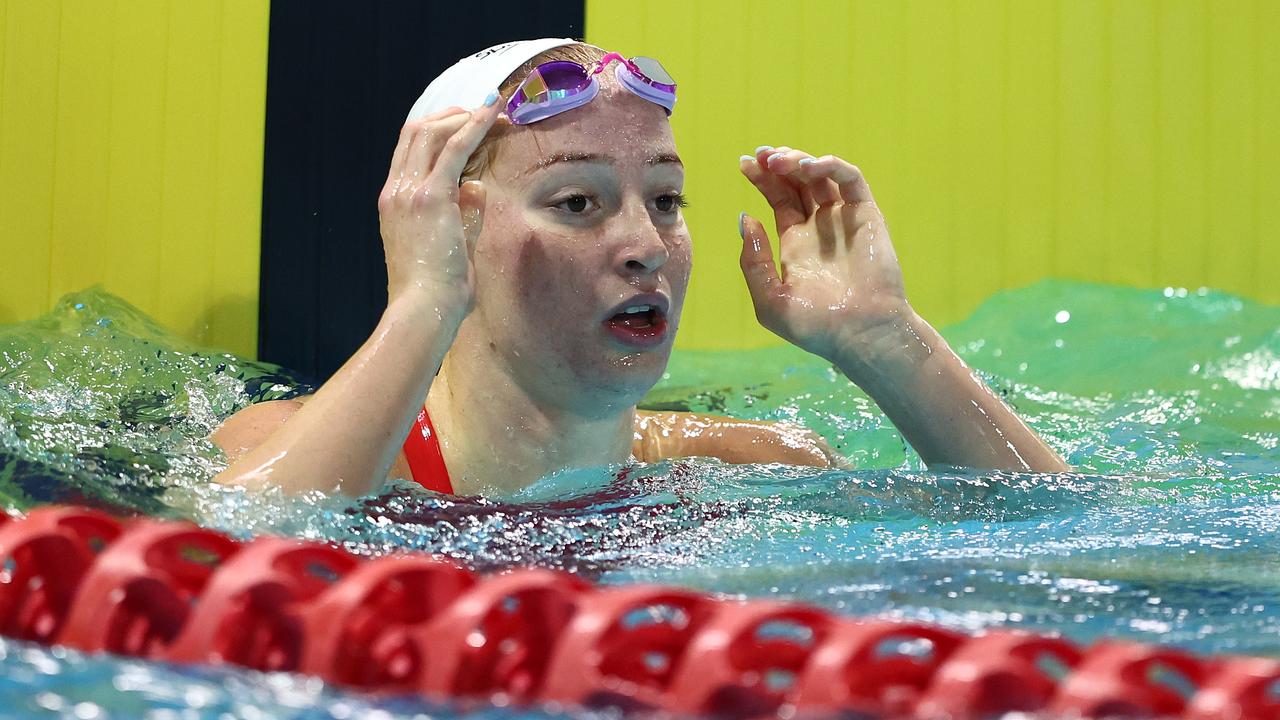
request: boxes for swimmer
[212,39,1068,496]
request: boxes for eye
[654,192,689,213]
[553,194,596,214]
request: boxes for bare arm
[831,311,1065,471]
[211,294,456,494]
[211,398,304,467]
[632,411,839,468]
[211,98,502,494]
[737,147,1067,473]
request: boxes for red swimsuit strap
[402,408,454,494]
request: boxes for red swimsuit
[401,408,455,494]
[404,409,638,495]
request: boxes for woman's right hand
[377,94,502,321]
[211,93,504,496]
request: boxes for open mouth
[603,300,669,348]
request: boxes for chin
[574,345,673,411]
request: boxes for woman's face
[463,79,691,413]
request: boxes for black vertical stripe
[259,0,585,381]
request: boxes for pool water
[0,280,1277,718]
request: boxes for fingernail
[738,211,747,239]
[767,152,786,164]
[483,89,500,107]
[739,154,755,163]
[755,145,774,154]
[799,157,817,166]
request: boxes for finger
[762,146,806,169]
[405,112,471,186]
[759,145,812,194]
[739,154,807,235]
[820,155,875,205]
[430,90,505,189]
[795,158,843,207]
[767,149,842,207]
[753,144,790,164]
[386,107,468,187]
[738,212,785,319]
[759,145,811,201]
[384,123,417,192]
[418,105,470,122]
[797,182,819,213]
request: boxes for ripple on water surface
[0,280,1278,717]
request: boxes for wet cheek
[518,263,557,306]
[667,240,694,316]
[669,239,693,280]
[511,233,592,318]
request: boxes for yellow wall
[586,0,1280,350]
[1,2,1273,357]
[0,0,268,358]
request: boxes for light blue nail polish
[799,157,817,166]
[738,211,747,238]
[755,145,774,154]
[739,154,755,162]
[767,152,786,164]
[483,90,500,107]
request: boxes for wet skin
[212,63,1066,496]
[448,82,690,412]
[420,81,699,493]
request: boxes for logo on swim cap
[470,42,522,61]
[406,38,578,123]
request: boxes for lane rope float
[1,506,1276,719]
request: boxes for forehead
[488,81,678,183]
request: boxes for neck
[427,349,636,495]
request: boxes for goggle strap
[590,51,629,76]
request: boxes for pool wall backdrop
[0,0,268,359]
[3,3,1280,718]
[1,0,1277,366]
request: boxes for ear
[459,180,487,254]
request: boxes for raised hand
[378,96,502,321]
[737,146,910,369]
[210,93,507,495]
[736,146,1068,473]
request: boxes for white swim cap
[405,38,580,122]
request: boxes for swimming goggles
[504,52,676,125]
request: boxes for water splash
[1,280,1278,716]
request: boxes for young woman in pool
[212,39,1067,496]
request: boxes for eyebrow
[524,151,683,175]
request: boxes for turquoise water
[0,280,1277,718]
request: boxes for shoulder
[633,410,839,468]
[211,395,416,487]
[210,396,310,465]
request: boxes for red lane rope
[0,505,1276,719]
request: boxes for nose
[614,202,669,276]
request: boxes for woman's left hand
[736,148,1070,474]
[737,147,910,368]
